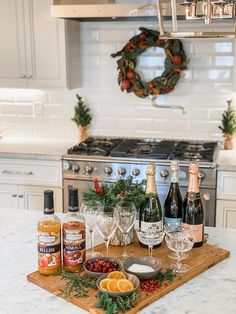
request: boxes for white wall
[0,21,235,141]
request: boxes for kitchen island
[1,209,235,314]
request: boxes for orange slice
[117,279,134,292]
[107,271,126,280]
[107,279,120,292]
[99,278,110,291]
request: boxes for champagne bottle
[139,163,163,248]
[164,160,183,226]
[182,163,204,248]
[63,188,86,272]
[38,190,61,275]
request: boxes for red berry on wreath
[148,81,154,88]
[172,55,183,64]
[126,70,135,79]
[140,33,146,40]
[121,80,131,90]
[156,39,164,46]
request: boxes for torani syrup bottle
[38,190,61,275]
[63,187,86,272]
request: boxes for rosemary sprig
[96,292,139,314]
[60,270,97,298]
[155,268,175,283]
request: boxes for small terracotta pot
[224,133,234,150]
[78,125,89,143]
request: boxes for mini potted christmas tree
[219,99,236,150]
[72,94,92,143]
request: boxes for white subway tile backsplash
[0,21,235,141]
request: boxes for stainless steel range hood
[51,0,236,38]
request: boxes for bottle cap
[189,163,199,175]
[170,160,179,171]
[44,190,54,215]
[68,187,79,212]
[146,163,156,176]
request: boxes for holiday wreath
[111,27,188,98]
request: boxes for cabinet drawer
[217,171,236,200]
[0,159,62,186]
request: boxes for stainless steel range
[62,137,219,227]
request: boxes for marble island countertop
[1,209,236,314]
[0,137,75,160]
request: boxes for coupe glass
[136,228,165,257]
[165,228,195,273]
[96,206,117,257]
[114,201,136,260]
[80,203,102,258]
[164,223,188,260]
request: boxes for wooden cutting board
[27,239,230,314]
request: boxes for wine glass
[164,223,188,260]
[136,228,165,257]
[114,201,136,261]
[165,227,194,273]
[80,203,102,258]
[96,206,117,257]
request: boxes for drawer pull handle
[2,170,34,176]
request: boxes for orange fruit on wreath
[107,271,126,280]
[117,279,134,292]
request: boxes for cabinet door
[216,200,236,229]
[0,0,27,87]
[25,0,67,88]
[18,185,63,212]
[0,184,18,210]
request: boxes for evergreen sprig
[71,94,92,127]
[96,292,139,314]
[82,177,146,209]
[219,99,236,135]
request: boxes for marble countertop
[1,209,235,314]
[0,137,75,160]
[217,148,236,171]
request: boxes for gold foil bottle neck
[146,163,156,176]
[189,163,199,175]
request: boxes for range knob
[85,164,93,175]
[104,166,112,176]
[160,169,169,179]
[118,167,126,177]
[132,168,140,176]
[72,163,80,174]
[63,160,72,171]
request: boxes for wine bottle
[164,160,183,227]
[139,163,163,248]
[182,163,204,248]
[38,190,61,275]
[63,187,86,272]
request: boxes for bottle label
[63,226,86,267]
[164,217,182,227]
[38,231,61,269]
[141,221,163,231]
[182,223,203,243]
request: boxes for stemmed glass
[164,223,188,260]
[114,201,136,261]
[165,227,195,273]
[136,228,165,257]
[96,206,117,257]
[80,203,102,258]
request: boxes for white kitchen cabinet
[0,184,18,210]
[0,158,63,212]
[216,200,236,229]
[0,0,80,88]
[216,170,236,229]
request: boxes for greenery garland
[111,27,188,99]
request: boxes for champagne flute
[96,206,117,257]
[80,203,102,258]
[114,201,136,260]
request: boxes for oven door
[63,179,94,212]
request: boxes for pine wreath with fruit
[111,27,188,99]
